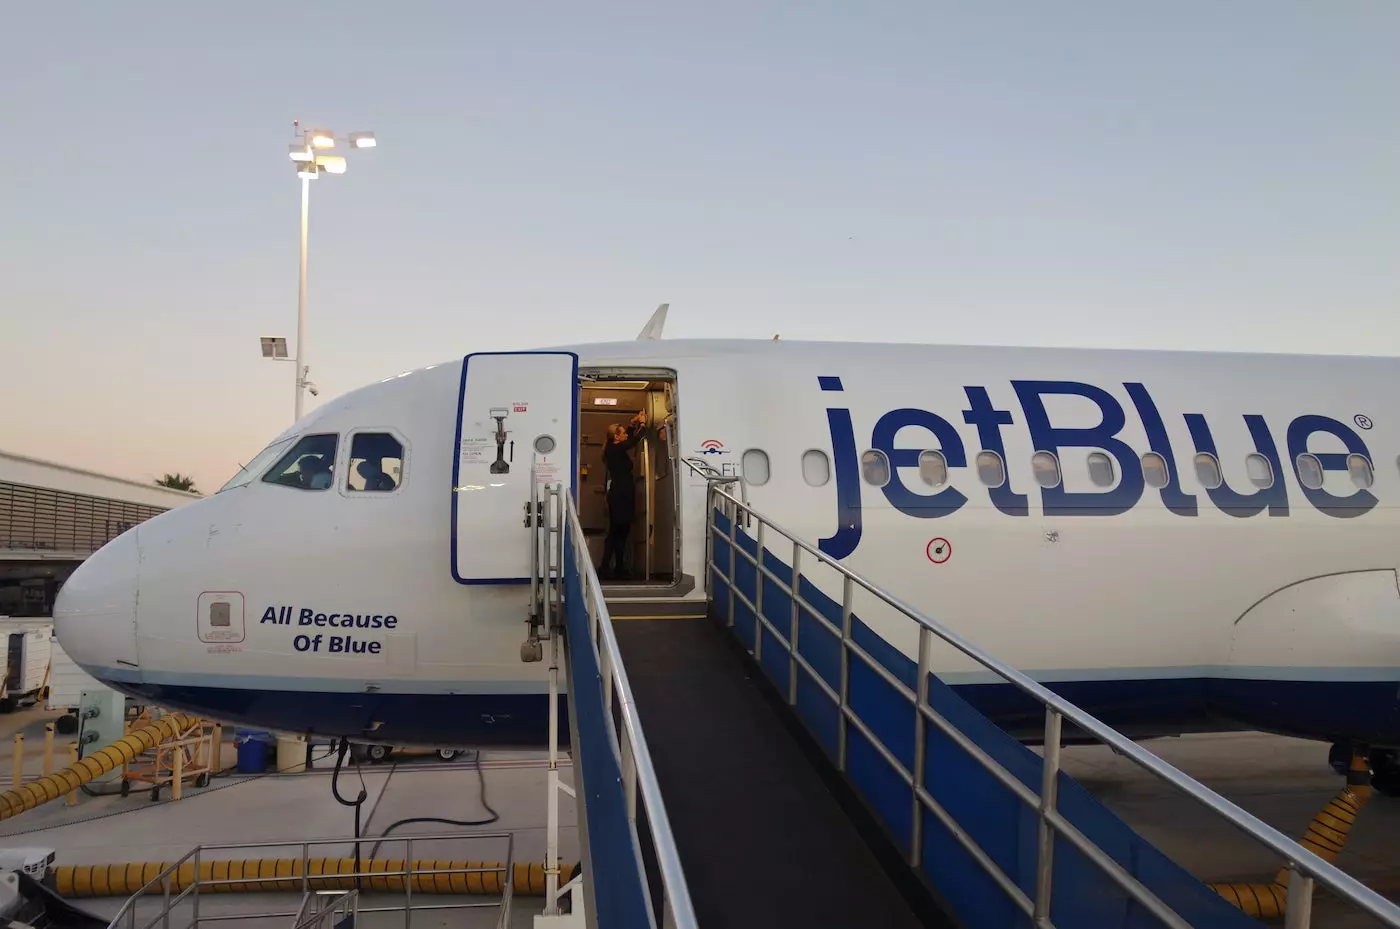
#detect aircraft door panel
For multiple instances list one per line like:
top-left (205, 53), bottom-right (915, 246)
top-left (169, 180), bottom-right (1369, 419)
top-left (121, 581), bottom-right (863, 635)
top-left (452, 351), bottom-right (578, 584)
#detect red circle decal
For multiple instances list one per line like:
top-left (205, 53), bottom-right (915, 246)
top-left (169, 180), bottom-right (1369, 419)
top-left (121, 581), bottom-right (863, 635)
top-left (926, 538), bottom-right (952, 564)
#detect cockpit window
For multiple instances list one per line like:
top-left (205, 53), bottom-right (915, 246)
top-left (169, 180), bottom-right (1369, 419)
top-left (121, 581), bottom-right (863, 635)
top-left (218, 436), bottom-right (297, 492)
top-left (262, 434), bottom-right (338, 490)
top-left (347, 433), bottom-right (404, 492)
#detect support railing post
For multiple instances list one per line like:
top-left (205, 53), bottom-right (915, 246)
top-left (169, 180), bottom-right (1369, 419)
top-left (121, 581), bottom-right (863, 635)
top-left (11, 734), bottom-right (22, 790)
top-left (1284, 867), bottom-right (1315, 929)
top-left (43, 723), bottom-right (54, 777)
top-left (788, 542), bottom-right (801, 707)
top-left (838, 576), bottom-right (853, 772)
top-left (727, 510), bottom-right (736, 629)
top-left (754, 522), bottom-right (765, 661)
top-left (1034, 708), bottom-right (1063, 926)
top-left (911, 626), bottom-right (931, 867)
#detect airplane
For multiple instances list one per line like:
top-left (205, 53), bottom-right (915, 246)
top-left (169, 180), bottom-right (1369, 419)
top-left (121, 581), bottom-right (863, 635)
top-left (52, 308), bottom-right (1400, 793)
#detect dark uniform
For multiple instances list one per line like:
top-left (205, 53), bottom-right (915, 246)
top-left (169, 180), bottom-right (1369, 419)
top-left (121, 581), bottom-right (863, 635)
top-left (601, 423), bottom-right (647, 577)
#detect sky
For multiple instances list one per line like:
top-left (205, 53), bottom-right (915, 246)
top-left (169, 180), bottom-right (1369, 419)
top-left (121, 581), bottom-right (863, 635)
top-left (2, 3), bottom-right (1397, 493)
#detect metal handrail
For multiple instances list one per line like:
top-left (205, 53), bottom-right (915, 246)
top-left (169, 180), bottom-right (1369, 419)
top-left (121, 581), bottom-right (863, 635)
top-left (706, 483), bottom-right (1400, 929)
top-left (103, 829), bottom-right (517, 929)
top-left (556, 488), bottom-right (699, 929)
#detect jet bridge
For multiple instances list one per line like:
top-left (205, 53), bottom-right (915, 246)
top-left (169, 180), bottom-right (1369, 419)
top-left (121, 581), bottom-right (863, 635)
top-left (533, 470), bottom-right (1400, 929)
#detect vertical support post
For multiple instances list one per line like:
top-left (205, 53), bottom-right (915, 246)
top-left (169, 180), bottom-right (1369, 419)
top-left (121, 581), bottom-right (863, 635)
top-left (43, 724), bottom-right (54, 777)
top-left (543, 630), bottom-right (562, 916)
top-left (530, 467), bottom-right (541, 641)
top-left (622, 726), bottom-right (637, 823)
top-left (1283, 868), bottom-right (1314, 929)
top-left (727, 509), bottom-right (736, 629)
top-left (211, 724), bottom-right (222, 773)
top-left (1034, 708), bottom-right (1063, 926)
top-left (838, 576), bottom-right (853, 772)
top-left (172, 741), bottom-right (184, 801)
top-left (703, 485), bottom-right (715, 601)
top-left (66, 744), bottom-right (78, 805)
top-left (753, 522), bottom-right (765, 661)
top-left (192, 846), bottom-right (201, 927)
top-left (788, 542), bottom-right (802, 707)
top-left (11, 734), bottom-right (21, 790)
top-left (554, 484), bottom-right (566, 631)
top-left (294, 174), bottom-right (311, 423)
top-left (910, 626), bottom-right (931, 867)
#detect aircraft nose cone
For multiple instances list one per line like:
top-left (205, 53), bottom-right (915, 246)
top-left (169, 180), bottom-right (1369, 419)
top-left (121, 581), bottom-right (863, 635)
top-left (54, 530), bottom-right (140, 683)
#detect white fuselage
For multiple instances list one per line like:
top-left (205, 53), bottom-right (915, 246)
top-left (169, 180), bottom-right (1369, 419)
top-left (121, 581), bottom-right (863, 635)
top-left (52, 339), bottom-right (1400, 748)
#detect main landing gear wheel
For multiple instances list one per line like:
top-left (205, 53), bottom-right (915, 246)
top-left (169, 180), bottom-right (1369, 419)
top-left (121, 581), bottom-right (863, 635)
top-left (1370, 749), bottom-right (1400, 797)
top-left (364, 744), bottom-right (392, 764)
top-left (436, 749), bottom-right (461, 762)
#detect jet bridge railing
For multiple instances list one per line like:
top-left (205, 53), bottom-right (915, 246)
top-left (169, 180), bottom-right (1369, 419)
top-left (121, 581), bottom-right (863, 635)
top-left (704, 481), bottom-right (1400, 929)
top-left (548, 483), bottom-right (698, 929)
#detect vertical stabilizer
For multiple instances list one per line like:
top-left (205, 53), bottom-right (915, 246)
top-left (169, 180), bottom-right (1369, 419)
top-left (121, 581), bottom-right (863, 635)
top-left (636, 303), bottom-right (669, 340)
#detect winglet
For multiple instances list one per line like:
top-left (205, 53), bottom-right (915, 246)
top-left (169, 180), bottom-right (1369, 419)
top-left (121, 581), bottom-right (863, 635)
top-left (636, 303), bottom-right (669, 340)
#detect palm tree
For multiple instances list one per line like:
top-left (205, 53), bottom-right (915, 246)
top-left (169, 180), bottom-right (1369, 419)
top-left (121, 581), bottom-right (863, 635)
top-left (156, 473), bottom-right (198, 493)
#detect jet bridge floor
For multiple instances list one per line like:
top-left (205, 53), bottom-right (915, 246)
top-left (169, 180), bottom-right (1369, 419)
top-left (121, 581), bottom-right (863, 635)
top-left (613, 616), bottom-right (951, 929)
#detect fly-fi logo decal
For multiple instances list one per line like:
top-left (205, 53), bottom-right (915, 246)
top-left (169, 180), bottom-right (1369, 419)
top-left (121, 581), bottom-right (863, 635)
top-left (815, 376), bottom-right (1378, 560)
top-left (697, 440), bottom-right (729, 455)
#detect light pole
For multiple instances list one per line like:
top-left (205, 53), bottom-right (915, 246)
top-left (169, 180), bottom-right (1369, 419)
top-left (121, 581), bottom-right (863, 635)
top-left (263, 122), bottom-right (378, 423)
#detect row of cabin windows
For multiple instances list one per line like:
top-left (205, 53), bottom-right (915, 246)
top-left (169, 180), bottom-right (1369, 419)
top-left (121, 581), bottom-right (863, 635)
top-left (739, 448), bottom-right (1377, 492)
top-left (256, 432), bottom-right (404, 493)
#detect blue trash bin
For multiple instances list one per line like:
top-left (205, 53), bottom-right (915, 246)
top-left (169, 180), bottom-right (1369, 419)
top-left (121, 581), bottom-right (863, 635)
top-left (234, 730), bottom-right (272, 773)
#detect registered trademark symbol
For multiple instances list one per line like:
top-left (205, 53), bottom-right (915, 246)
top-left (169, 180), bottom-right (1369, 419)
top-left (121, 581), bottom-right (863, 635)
top-left (1355, 414), bottom-right (1374, 430)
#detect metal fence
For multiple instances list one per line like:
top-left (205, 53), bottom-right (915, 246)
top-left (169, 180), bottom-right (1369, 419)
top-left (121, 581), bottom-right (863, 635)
top-left (103, 831), bottom-right (516, 929)
top-left (704, 479), bottom-right (1400, 929)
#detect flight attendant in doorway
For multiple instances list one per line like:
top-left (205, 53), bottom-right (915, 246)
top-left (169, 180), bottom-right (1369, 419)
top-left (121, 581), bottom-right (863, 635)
top-left (600, 410), bottom-right (648, 579)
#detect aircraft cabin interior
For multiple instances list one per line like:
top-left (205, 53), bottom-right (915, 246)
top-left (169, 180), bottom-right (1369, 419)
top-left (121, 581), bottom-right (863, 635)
top-left (575, 372), bottom-right (683, 593)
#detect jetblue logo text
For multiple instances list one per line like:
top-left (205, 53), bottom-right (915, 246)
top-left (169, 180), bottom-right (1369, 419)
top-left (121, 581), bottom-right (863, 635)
top-left (259, 606), bottom-right (398, 656)
top-left (816, 376), bottom-right (1378, 560)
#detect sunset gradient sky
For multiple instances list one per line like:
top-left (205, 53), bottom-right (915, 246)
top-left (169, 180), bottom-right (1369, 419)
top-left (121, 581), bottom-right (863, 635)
top-left (3, 3), bottom-right (1397, 492)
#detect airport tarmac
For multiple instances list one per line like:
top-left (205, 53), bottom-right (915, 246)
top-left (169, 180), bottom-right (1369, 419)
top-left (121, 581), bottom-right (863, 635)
top-left (0, 703), bottom-right (1392, 927)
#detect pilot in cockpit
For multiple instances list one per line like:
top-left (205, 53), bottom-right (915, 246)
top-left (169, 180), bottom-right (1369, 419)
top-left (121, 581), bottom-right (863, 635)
top-left (299, 456), bottom-right (334, 490)
top-left (354, 458), bottom-right (397, 492)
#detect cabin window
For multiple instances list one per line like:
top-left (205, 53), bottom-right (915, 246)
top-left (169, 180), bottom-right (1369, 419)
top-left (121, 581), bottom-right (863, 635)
top-left (976, 450), bottom-right (1005, 488)
top-left (1193, 452), bottom-right (1223, 490)
top-left (742, 449), bottom-right (771, 486)
top-left (263, 434), bottom-right (338, 490)
top-left (801, 450), bottom-right (830, 487)
top-left (1245, 453), bottom-right (1273, 488)
top-left (1031, 451), bottom-right (1061, 488)
top-left (1295, 453), bottom-right (1324, 490)
top-left (918, 450), bottom-right (948, 487)
top-left (220, 436), bottom-right (297, 492)
top-left (1141, 452), bottom-right (1170, 489)
top-left (347, 433), bottom-right (404, 492)
top-left (1347, 453), bottom-right (1374, 489)
top-left (1087, 452), bottom-right (1116, 488)
top-left (861, 450), bottom-right (891, 487)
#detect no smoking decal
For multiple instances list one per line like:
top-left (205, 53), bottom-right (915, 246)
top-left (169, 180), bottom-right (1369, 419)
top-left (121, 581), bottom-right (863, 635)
top-left (926, 538), bottom-right (952, 565)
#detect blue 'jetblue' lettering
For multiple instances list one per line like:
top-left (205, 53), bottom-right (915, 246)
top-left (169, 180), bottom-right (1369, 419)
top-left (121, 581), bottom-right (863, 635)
top-left (962, 387), bottom-right (1028, 516)
top-left (814, 376), bottom-right (1380, 560)
top-left (1286, 415), bottom-right (1378, 518)
top-left (819, 378), bottom-right (863, 560)
top-left (1184, 413), bottom-right (1288, 517)
top-left (872, 408), bottom-right (967, 517)
top-left (1012, 380), bottom-right (1143, 515)
top-left (1124, 383), bottom-right (1197, 516)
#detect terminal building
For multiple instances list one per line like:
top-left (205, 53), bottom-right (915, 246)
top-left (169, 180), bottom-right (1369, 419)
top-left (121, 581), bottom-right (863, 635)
top-left (0, 450), bottom-right (200, 616)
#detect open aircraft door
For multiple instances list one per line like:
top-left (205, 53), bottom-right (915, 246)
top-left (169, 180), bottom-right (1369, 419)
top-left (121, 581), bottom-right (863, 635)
top-left (452, 351), bottom-right (579, 584)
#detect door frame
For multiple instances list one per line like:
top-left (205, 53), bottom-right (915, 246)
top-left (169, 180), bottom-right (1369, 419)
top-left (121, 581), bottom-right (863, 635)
top-left (578, 366), bottom-right (685, 593)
